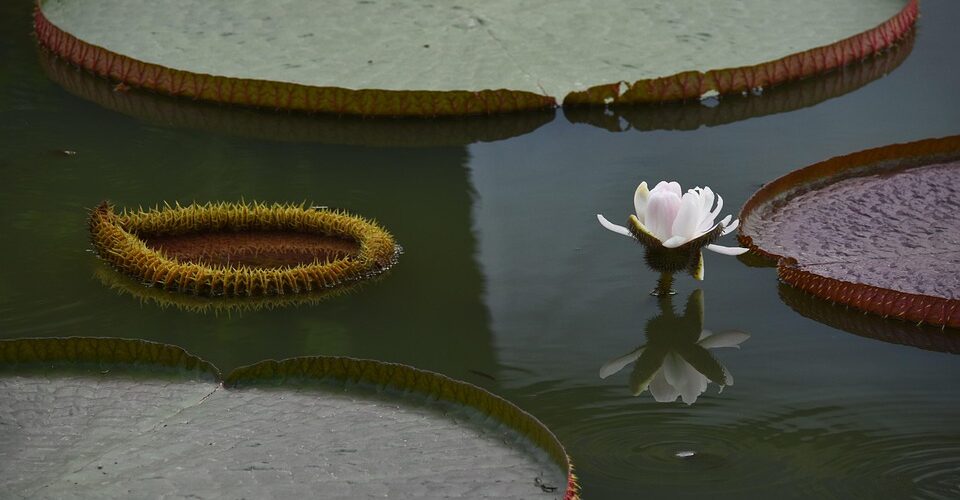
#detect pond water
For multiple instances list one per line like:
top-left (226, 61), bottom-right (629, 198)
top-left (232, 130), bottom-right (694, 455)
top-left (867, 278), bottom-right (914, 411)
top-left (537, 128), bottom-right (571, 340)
top-left (2, 0), bottom-right (960, 498)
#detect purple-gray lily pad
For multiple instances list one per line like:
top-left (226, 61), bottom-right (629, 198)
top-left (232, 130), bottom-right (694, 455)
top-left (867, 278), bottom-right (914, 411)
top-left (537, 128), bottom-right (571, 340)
top-left (739, 136), bottom-right (960, 328)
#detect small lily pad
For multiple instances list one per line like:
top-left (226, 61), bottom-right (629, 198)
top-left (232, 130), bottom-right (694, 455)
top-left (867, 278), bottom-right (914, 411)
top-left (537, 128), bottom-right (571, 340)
top-left (90, 201), bottom-right (399, 297)
top-left (739, 136), bottom-right (960, 328)
top-left (35, 0), bottom-right (916, 115)
top-left (0, 337), bottom-right (577, 499)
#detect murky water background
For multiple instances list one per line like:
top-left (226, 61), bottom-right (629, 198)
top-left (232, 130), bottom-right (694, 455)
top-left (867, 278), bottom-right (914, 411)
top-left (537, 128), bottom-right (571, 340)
top-left (2, 0), bottom-right (959, 497)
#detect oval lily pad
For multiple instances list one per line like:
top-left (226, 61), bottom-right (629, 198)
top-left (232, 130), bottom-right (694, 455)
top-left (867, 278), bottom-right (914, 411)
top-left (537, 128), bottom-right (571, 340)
top-left (35, 0), bottom-right (916, 116)
top-left (0, 337), bottom-right (578, 499)
top-left (739, 136), bottom-right (960, 328)
top-left (90, 201), bottom-right (399, 297)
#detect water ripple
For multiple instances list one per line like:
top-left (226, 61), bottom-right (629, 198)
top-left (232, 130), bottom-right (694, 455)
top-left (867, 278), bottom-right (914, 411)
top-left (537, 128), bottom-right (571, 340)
top-left (548, 398), bottom-right (960, 498)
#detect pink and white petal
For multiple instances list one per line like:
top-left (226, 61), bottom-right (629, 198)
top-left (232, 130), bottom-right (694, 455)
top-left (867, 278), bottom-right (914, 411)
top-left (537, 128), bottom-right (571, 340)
top-left (661, 235), bottom-right (689, 248)
top-left (696, 187), bottom-right (716, 229)
top-left (597, 214), bottom-right (634, 238)
top-left (671, 192), bottom-right (702, 240)
top-left (698, 222), bottom-right (720, 239)
top-left (721, 218), bottom-right (740, 236)
top-left (633, 182), bottom-right (650, 222)
top-left (710, 193), bottom-right (724, 221)
top-left (646, 191), bottom-right (682, 240)
top-left (698, 330), bottom-right (750, 349)
top-left (653, 181), bottom-right (683, 197)
top-left (705, 243), bottom-right (749, 255)
top-left (628, 215), bottom-right (661, 243)
top-left (702, 187), bottom-right (715, 211)
top-left (697, 216), bottom-right (718, 234)
top-left (713, 214), bottom-right (732, 234)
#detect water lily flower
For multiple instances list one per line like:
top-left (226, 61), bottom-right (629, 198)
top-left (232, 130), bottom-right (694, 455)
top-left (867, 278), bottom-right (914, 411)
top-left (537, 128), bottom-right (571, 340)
top-left (599, 289), bottom-right (749, 405)
top-left (597, 181), bottom-right (748, 280)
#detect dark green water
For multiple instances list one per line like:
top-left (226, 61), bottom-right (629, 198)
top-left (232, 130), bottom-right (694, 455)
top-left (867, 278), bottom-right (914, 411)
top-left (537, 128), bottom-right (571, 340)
top-left (3, 0), bottom-right (960, 497)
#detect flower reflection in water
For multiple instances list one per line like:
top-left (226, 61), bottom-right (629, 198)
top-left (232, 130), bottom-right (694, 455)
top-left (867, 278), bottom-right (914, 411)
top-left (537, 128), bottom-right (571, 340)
top-left (600, 289), bottom-right (749, 405)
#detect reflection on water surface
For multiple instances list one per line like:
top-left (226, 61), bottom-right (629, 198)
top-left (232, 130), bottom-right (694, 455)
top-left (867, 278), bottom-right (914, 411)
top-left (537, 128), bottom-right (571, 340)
top-left (600, 290), bottom-right (749, 405)
top-left (780, 283), bottom-right (960, 354)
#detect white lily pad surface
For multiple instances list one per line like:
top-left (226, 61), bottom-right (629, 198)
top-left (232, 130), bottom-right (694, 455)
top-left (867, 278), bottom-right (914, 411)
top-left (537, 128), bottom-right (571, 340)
top-left (0, 339), bottom-right (569, 499)
top-left (41, 0), bottom-right (907, 101)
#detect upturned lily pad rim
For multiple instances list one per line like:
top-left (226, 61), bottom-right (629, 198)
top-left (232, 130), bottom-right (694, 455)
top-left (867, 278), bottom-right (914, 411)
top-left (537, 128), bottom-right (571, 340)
top-left (738, 136), bottom-right (960, 328)
top-left (0, 336), bottom-right (580, 499)
top-left (564, 0), bottom-right (917, 107)
top-left (563, 27), bottom-right (915, 133)
top-left (89, 201), bottom-right (399, 297)
top-left (33, 0), bottom-right (918, 117)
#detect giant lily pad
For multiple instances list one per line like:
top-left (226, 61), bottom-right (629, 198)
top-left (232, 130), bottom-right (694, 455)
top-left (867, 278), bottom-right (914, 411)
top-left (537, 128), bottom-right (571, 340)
top-left (35, 0), bottom-right (916, 116)
top-left (0, 337), bottom-right (577, 498)
top-left (739, 136), bottom-right (960, 328)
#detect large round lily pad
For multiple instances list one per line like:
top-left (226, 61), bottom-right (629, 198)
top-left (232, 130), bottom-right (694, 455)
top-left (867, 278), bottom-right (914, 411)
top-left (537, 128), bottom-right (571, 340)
top-left (0, 337), bottom-right (577, 499)
top-left (35, 0), bottom-right (917, 116)
top-left (739, 136), bottom-right (960, 328)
